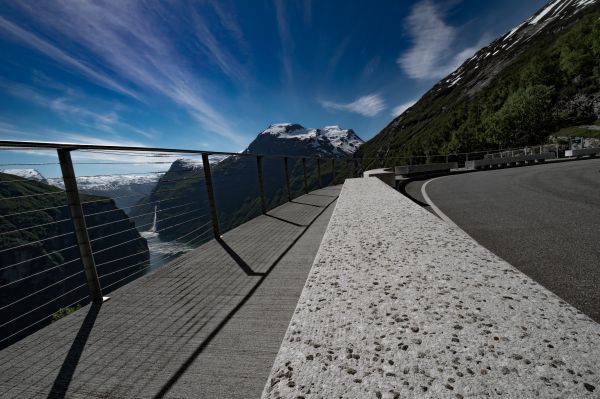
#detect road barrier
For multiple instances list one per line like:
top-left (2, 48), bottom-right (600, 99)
top-left (565, 147), bottom-right (600, 157)
top-left (465, 152), bottom-right (554, 169)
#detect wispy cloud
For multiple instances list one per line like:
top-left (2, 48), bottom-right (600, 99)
top-left (0, 3), bottom-right (248, 146)
top-left (391, 100), bottom-right (417, 117)
top-left (0, 16), bottom-right (138, 99)
top-left (1, 81), bottom-right (156, 139)
top-left (274, 0), bottom-right (294, 84)
top-left (397, 0), bottom-right (488, 80)
top-left (303, 0), bottom-right (313, 25)
top-left (190, 8), bottom-right (249, 84)
top-left (320, 94), bottom-right (386, 117)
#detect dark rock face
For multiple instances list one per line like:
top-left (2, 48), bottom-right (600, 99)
top-left (0, 173), bottom-right (149, 348)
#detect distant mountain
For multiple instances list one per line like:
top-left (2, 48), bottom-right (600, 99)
top-left (0, 172), bottom-right (149, 348)
top-left (0, 169), bottom-right (47, 184)
top-left (359, 0), bottom-right (600, 162)
top-left (59, 174), bottom-right (162, 212)
top-left (131, 123), bottom-right (359, 240)
top-left (247, 124), bottom-right (363, 157)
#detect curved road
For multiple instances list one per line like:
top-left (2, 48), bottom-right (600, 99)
top-left (416, 159), bottom-right (600, 322)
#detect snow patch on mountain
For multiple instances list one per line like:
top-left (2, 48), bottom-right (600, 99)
top-left (436, 0), bottom-right (598, 92)
top-left (73, 174), bottom-right (163, 191)
top-left (258, 123), bottom-right (363, 156)
top-left (530, 0), bottom-right (562, 25)
top-left (170, 155), bottom-right (228, 172)
top-left (0, 169), bottom-right (48, 183)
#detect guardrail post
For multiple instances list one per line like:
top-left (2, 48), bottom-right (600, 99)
top-left (331, 159), bottom-right (335, 183)
top-left (57, 148), bottom-right (104, 304)
top-left (202, 153), bottom-right (220, 238)
top-left (302, 158), bottom-right (308, 194)
top-left (317, 158), bottom-right (322, 188)
top-left (283, 157), bottom-right (291, 201)
top-left (256, 155), bottom-right (267, 214)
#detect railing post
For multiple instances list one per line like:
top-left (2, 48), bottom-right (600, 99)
top-left (57, 148), bottom-right (104, 304)
top-left (283, 157), bottom-right (291, 201)
top-left (202, 153), bottom-right (220, 238)
top-left (331, 159), bottom-right (335, 183)
top-left (256, 155), bottom-right (267, 214)
top-left (317, 158), bottom-right (322, 188)
top-left (302, 158), bottom-right (308, 194)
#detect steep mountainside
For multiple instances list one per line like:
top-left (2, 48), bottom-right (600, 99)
top-left (0, 173), bottom-right (149, 348)
top-left (359, 0), bottom-right (600, 162)
top-left (131, 124), bottom-right (360, 240)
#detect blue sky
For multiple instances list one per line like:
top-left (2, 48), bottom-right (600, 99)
top-left (0, 0), bottom-right (548, 157)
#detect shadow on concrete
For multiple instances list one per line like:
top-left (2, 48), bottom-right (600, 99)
top-left (216, 237), bottom-right (264, 276)
top-left (47, 303), bottom-right (101, 399)
top-left (152, 199), bottom-right (334, 399)
top-left (265, 213), bottom-right (305, 227)
top-left (290, 199), bottom-right (323, 208)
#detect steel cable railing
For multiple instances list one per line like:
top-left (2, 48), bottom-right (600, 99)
top-left (0, 140), bottom-right (355, 350)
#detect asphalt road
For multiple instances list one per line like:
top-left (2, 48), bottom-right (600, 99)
top-left (417, 159), bottom-right (600, 322)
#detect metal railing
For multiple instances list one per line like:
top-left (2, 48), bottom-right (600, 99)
top-left (0, 140), bottom-right (358, 348)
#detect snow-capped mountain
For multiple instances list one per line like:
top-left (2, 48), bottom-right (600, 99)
top-left (169, 155), bottom-right (229, 172)
top-left (438, 0), bottom-right (599, 95)
top-left (246, 123), bottom-right (363, 157)
top-left (68, 174), bottom-right (162, 191)
top-left (0, 169), bottom-right (48, 184)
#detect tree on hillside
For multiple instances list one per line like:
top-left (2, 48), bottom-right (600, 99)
top-left (486, 85), bottom-right (555, 147)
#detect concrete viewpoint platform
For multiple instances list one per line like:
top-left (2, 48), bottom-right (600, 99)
top-left (0, 186), bottom-right (341, 399)
top-left (262, 178), bottom-right (600, 398)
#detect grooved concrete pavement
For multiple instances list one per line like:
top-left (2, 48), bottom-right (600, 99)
top-left (263, 178), bottom-right (600, 398)
top-left (0, 186), bottom-right (340, 399)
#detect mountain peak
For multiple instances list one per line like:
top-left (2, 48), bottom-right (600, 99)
top-left (248, 123), bottom-right (364, 157)
top-left (0, 168), bottom-right (48, 184)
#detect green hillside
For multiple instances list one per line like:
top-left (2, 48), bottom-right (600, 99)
top-left (358, 11), bottom-right (600, 164)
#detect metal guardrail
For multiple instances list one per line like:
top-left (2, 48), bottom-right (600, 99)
top-left (0, 140), bottom-right (358, 348)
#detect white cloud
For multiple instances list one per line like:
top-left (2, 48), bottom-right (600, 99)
top-left (320, 94), bottom-right (386, 117)
top-left (397, 0), bottom-right (488, 80)
top-left (391, 100), bottom-right (417, 117)
top-left (0, 3), bottom-right (248, 146)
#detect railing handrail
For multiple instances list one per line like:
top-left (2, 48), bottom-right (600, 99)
top-left (0, 140), bottom-right (343, 160)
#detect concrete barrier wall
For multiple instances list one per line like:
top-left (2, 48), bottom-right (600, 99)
top-left (394, 162), bottom-right (458, 176)
top-left (565, 147), bottom-right (600, 157)
top-left (363, 168), bottom-right (396, 187)
top-left (466, 152), bottom-right (554, 169)
top-left (262, 177), bottom-right (600, 398)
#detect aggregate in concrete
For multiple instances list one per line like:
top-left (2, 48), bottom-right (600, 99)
top-left (0, 187), bottom-right (341, 399)
top-left (262, 178), bottom-right (600, 398)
